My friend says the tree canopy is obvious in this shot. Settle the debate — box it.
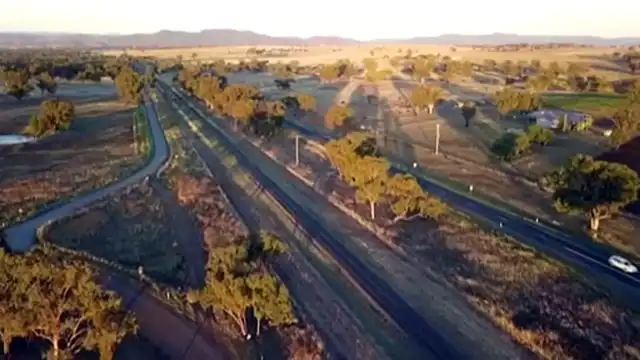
[187,233,296,338]
[324,104,355,131]
[0,248,137,360]
[542,154,640,232]
[25,98,75,137]
[410,85,445,114]
[114,64,143,104]
[325,133,447,221]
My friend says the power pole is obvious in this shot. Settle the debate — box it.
[295,134,300,166]
[435,123,440,155]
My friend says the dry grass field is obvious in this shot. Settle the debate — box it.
[0,88,143,227]
[107,44,634,78]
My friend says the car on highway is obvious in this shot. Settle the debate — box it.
[608,255,638,273]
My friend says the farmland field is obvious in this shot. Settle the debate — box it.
[0,82,145,227]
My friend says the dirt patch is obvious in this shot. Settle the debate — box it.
[46,183,189,286]
[0,100,142,226]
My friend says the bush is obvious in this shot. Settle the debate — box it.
[491,132,531,161]
[526,124,553,145]
[25,98,75,137]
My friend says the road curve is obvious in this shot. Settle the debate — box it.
[3,93,169,252]
[162,81,462,360]
[3,90,227,359]
[282,118,640,293]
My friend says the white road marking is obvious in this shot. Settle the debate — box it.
[564,247,640,285]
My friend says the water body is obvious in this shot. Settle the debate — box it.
[0,134,36,145]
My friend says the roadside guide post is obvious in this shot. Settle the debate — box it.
[435,124,440,155]
[295,135,300,166]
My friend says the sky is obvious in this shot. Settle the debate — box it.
[1,0,639,39]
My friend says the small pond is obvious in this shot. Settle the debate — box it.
[0,134,36,145]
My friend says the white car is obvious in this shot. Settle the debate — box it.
[608,255,638,273]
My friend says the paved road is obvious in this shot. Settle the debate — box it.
[3,90,226,359]
[4,93,169,252]
[163,82,464,359]
[282,118,640,293]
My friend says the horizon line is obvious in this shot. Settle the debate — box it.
[1,28,638,41]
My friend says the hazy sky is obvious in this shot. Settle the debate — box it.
[1,0,639,39]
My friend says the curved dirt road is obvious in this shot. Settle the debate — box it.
[3,92,226,359]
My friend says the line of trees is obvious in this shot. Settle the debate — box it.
[0,50,134,101]
[175,67,317,139]
[0,247,136,359]
[325,132,447,221]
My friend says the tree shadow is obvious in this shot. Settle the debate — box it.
[576,54,636,75]
[394,217,639,360]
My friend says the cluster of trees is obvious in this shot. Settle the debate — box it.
[0,247,136,359]
[187,232,296,339]
[325,132,447,221]
[25,98,76,137]
[402,56,474,82]
[176,67,316,138]
[114,64,144,104]
[542,154,640,232]
[324,104,355,132]
[0,50,142,101]
[490,124,554,161]
[317,60,360,82]
[493,87,541,116]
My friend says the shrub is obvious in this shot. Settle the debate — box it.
[25,98,75,137]
[491,132,531,161]
[526,124,553,145]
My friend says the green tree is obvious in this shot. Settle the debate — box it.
[294,93,316,112]
[25,98,75,137]
[543,154,640,232]
[526,124,553,145]
[0,250,32,356]
[318,64,340,82]
[610,104,640,148]
[18,249,136,359]
[386,174,447,222]
[324,104,354,131]
[114,65,143,104]
[230,99,256,128]
[350,156,390,219]
[3,69,33,100]
[247,273,296,336]
[188,236,295,339]
[490,132,531,161]
[526,74,553,92]
[410,85,444,114]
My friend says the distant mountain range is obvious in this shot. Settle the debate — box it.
[1,29,639,49]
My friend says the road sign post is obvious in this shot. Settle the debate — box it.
[435,123,440,155]
[295,135,300,166]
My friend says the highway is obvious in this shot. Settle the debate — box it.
[282,118,640,293]
[160,81,465,359]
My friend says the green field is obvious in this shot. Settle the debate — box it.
[541,93,626,118]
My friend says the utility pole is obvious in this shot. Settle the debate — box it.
[295,134,300,166]
[435,123,440,155]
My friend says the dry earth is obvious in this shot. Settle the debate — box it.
[108,44,633,79]
[0,83,143,227]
